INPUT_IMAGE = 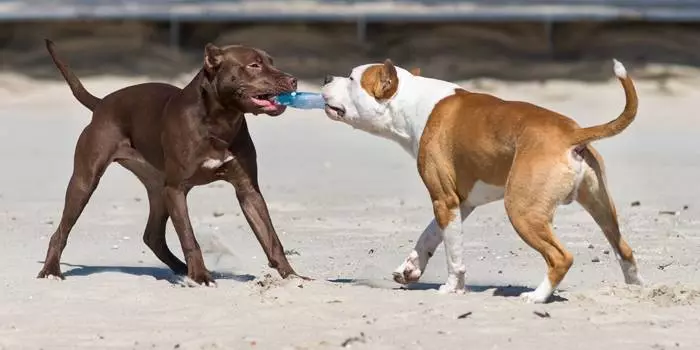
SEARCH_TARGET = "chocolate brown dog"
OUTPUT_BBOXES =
[38,39,303,285]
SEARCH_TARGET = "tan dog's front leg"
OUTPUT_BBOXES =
[393,219,442,284]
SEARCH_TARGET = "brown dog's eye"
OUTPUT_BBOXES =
[248,63,261,69]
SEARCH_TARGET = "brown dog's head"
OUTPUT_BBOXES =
[202,43,297,116]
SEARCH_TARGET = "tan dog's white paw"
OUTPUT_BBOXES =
[621,260,644,285]
[520,290,550,304]
[625,274,644,286]
[520,276,554,303]
[392,252,423,284]
[438,283,466,295]
[437,273,466,295]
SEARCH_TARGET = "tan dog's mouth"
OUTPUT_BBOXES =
[324,104,345,119]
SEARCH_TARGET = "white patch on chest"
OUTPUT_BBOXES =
[466,181,505,207]
[201,158,223,169]
[201,154,234,170]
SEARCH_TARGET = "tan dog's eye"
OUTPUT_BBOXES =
[248,63,261,69]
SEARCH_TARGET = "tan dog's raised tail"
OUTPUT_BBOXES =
[321,59,642,303]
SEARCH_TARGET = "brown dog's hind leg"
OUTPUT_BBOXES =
[504,156,575,303]
[115,148,187,275]
[163,184,216,286]
[38,124,122,279]
[141,194,187,275]
[576,147,643,285]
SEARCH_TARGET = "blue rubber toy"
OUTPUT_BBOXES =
[274,92,325,110]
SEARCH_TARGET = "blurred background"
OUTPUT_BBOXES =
[1,0,700,83]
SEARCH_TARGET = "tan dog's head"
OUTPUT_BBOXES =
[322,60,419,133]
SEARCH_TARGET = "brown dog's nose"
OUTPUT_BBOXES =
[287,76,298,90]
[324,75,334,85]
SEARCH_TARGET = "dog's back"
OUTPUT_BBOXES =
[98,83,180,163]
[46,39,184,164]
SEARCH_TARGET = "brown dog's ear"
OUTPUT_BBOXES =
[377,59,398,99]
[204,43,223,72]
[409,67,421,76]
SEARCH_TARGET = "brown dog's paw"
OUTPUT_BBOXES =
[37,266,64,280]
[289,274,313,281]
[186,270,217,287]
[277,267,311,281]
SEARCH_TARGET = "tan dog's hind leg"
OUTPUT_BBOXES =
[577,147,643,285]
[505,155,575,303]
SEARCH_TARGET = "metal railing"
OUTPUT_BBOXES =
[3,1,700,51]
[1,1,700,22]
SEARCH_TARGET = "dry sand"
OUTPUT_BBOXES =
[1,70,700,349]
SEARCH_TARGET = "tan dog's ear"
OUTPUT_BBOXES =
[377,59,398,99]
[204,43,223,72]
[409,67,421,76]
[361,59,400,99]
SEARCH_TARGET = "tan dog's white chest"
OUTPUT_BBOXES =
[466,181,505,206]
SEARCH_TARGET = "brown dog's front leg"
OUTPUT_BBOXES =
[235,187,301,279]
[163,185,215,286]
[225,130,304,280]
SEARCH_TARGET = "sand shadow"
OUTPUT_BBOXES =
[328,278,568,303]
[46,262,256,284]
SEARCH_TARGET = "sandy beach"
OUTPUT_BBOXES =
[1,69,700,349]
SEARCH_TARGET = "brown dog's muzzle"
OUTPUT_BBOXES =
[245,70,298,116]
[284,76,298,91]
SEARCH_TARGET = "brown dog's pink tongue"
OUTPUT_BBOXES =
[250,97,274,107]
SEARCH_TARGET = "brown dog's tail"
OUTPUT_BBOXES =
[568,59,638,146]
[45,39,100,111]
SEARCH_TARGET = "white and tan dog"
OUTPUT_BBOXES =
[321,59,643,303]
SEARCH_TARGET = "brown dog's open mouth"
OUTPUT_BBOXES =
[324,104,345,118]
[250,94,276,106]
[250,94,283,112]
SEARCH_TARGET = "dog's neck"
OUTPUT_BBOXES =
[184,69,247,145]
[370,71,462,158]
[195,70,225,115]
[189,69,244,120]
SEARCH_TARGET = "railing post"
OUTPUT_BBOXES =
[544,18,554,57]
[356,16,367,45]
[169,16,180,53]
